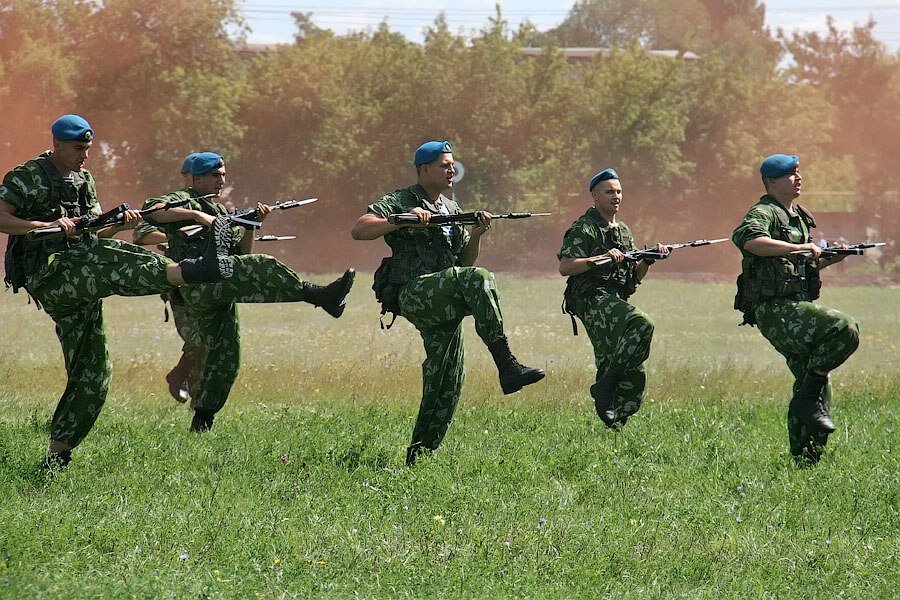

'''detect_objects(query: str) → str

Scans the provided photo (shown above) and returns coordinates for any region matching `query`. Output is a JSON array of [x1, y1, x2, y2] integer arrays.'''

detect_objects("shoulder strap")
[[795, 204, 816, 229]]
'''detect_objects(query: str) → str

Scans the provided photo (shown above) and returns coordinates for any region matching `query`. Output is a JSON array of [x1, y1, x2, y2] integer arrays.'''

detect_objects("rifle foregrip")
[[387, 214, 423, 225]]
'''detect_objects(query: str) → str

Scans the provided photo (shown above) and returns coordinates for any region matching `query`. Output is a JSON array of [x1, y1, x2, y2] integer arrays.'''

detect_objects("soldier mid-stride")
[[0, 115, 235, 468], [351, 140, 545, 466], [133, 152, 204, 404], [733, 154, 859, 463], [558, 168, 666, 428], [143, 152, 356, 433]]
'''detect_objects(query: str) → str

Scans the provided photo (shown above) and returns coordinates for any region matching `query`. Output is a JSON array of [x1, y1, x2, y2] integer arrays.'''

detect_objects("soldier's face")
[[422, 153, 455, 193], [53, 140, 92, 172], [767, 168, 802, 200], [192, 166, 226, 196], [592, 179, 622, 220]]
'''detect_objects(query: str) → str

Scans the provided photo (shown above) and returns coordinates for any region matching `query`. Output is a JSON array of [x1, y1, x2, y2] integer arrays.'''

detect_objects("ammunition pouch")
[[372, 257, 402, 328]]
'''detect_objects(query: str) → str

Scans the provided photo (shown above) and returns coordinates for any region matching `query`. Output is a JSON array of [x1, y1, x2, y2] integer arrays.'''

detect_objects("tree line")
[[1, 0, 897, 272]]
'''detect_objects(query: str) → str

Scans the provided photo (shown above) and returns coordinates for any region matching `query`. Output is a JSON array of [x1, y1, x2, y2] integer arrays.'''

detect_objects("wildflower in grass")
[[856, 525, 862, 531], [179, 553, 189, 560], [433, 515, 446, 525], [403, 505, 409, 511], [539, 517, 547, 527], [811, 539, 817, 544], [504, 541, 511, 549], [740, 492, 746, 498], [826, 539, 831, 545], [280, 454, 287, 462], [274, 558, 282, 565]]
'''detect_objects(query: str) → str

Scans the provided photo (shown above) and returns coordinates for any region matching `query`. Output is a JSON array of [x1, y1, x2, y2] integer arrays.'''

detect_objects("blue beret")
[[760, 154, 799, 178], [180, 152, 200, 174], [190, 152, 225, 175], [413, 140, 452, 166], [589, 168, 619, 191], [51, 114, 93, 142]]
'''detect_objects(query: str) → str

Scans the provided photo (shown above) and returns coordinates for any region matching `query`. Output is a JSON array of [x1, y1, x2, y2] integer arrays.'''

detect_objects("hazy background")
[[1, 0, 897, 275]]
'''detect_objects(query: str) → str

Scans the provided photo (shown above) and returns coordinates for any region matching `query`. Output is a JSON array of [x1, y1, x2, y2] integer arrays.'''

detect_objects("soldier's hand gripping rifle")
[[180, 197, 318, 238], [25, 196, 201, 241], [386, 211, 552, 226], [796, 241, 886, 259], [589, 238, 729, 268]]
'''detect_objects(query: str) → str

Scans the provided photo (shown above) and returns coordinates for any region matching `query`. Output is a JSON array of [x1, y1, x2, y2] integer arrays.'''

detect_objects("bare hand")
[[195, 212, 216, 228], [793, 242, 821, 258], [603, 248, 625, 263], [52, 216, 79, 236], [117, 209, 141, 231], [471, 211, 493, 237], [406, 207, 432, 227], [655, 242, 669, 256], [256, 202, 272, 221]]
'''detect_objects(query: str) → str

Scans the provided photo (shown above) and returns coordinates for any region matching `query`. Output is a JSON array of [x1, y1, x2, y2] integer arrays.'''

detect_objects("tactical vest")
[[4, 156, 94, 296], [372, 190, 463, 327], [734, 199, 821, 326]]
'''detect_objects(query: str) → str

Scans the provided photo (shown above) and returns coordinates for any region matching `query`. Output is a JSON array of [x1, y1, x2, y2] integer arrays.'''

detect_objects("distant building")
[[520, 47, 701, 63]]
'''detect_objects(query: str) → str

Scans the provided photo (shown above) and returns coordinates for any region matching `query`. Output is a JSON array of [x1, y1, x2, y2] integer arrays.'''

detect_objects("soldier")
[[558, 168, 666, 428], [143, 152, 356, 433], [0, 115, 235, 467], [133, 152, 204, 404], [733, 154, 859, 463], [351, 140, 545, 466]]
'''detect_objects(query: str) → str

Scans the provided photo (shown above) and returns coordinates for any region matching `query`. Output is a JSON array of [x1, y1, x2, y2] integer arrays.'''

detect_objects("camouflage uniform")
[[146, 190, 324, 417], [1, 152, 176, 448], [369, 185, 516, 455], [134, 192, 205, 398], [558, 207, 655, 422], [733, 195, 859, 458]]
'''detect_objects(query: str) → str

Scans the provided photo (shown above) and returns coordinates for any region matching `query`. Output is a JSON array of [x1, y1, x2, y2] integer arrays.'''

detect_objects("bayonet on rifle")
[[181, 197, 318, 238], [590, 238, 729, 268], [796, 241, 886, 259]]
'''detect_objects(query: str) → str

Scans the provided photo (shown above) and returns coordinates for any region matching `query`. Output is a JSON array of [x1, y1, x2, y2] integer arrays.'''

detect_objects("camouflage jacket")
[[1, 151, 102, 289], [141, 189, 243, 262], [367, 185, 468, 317], [732, 195, 821, 324], [558, 207, 638, 300]]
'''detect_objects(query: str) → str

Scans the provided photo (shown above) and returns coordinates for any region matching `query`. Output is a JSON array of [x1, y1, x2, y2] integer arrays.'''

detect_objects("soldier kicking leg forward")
[[0, 115, 234, 467], [142, 152, 355, 432], [352, 140, 544, 466]]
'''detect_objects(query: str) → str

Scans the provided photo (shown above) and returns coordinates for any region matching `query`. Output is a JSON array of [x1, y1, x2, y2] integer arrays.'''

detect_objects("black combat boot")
[[487, 335, 545, 394], [179, 216, 235, 284], [794, 371, 835, 433], [590, 369, 620, 428], [190, 409, 215, 433], [42, 450, 72, 471], [303, 269, 356, 318], [405, 443, 431, 467]]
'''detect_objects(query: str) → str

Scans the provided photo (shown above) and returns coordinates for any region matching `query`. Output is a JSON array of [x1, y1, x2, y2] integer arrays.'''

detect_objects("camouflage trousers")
[[166, 290, 206, 394], [398, 266, 505, 452], [179, 254, 316, 415], [26, 239, 175, 447], [570, 289, 655, 420], [753, 298, 859, 456]]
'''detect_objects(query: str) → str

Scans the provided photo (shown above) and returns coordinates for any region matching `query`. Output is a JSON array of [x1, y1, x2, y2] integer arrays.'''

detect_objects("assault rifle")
[[590, 238, 729, 268], [386, 211, 552, 226], [797, 241, 886, 259], [24, 196, 206, 241], [180, 197, 318, 237]]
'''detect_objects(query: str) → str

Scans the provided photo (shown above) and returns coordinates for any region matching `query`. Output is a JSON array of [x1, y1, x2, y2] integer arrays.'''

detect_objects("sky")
[[237, 0, 900, 50]]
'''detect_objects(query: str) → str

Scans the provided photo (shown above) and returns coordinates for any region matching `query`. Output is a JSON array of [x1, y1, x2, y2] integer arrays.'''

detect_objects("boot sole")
[[501, 369, 545, 395]]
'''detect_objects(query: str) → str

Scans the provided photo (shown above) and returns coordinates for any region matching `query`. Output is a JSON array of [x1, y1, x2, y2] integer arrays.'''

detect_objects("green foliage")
[[0, 1, 897, 271]]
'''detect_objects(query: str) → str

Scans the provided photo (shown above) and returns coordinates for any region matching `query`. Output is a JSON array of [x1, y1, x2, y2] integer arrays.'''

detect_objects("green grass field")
[[0, 275, 897, 597]]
